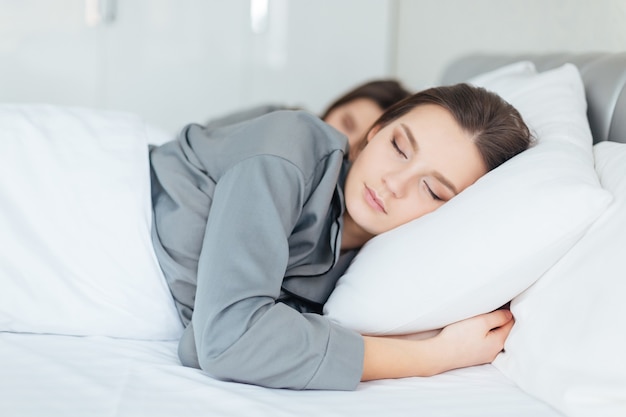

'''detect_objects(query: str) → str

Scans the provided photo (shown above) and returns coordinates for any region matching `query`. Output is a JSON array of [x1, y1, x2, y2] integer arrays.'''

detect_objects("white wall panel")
[[0, 0, 393, 134], [242, 0, 393, 115], [4, 0, 626, 133], [0, 0, 101, 107], [99, 0, 252, 133]]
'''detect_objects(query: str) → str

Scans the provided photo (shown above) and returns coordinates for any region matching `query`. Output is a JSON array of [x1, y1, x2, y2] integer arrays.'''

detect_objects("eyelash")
[[391, 138, 407, 158], [425, 182, 442, 201]]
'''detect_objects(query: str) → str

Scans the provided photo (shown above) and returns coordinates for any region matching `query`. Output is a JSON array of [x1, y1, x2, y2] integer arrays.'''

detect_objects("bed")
[[1, 52, 624, 417]]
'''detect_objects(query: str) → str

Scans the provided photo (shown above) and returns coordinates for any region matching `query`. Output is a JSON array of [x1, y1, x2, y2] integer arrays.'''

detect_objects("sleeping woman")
[[149, 83, 532, 390]]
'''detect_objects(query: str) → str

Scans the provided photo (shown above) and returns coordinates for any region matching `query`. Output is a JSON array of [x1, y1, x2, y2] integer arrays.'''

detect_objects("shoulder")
[[193, 110, 348, 177], [153, 110, 348, 191], [204, 104, 289, 129], [249, 110, 348, 153], [255, 111, 349, 183]]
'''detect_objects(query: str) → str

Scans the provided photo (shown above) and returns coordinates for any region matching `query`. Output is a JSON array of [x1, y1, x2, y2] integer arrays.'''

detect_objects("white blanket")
[[0, 332, 562, 417]]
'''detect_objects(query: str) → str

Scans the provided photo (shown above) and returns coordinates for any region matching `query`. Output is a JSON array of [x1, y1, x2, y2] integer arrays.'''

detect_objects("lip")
[[364, 184, 386, 213]]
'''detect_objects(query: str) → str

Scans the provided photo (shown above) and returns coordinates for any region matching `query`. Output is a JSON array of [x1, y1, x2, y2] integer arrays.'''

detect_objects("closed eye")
[[424, 181, 443, 201], [342, 114, 355, 133], [391, 138, 407, 158]]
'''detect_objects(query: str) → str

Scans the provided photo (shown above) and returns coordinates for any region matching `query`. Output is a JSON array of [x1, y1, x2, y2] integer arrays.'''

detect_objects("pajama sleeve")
[[188, 153, 364, 390]]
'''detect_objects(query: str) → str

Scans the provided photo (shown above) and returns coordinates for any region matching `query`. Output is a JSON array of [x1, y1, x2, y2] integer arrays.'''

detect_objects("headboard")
[[440, 52, 626, 144]]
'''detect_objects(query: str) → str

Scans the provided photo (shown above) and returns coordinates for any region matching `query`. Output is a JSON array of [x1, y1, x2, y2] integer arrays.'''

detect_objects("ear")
[[366, 124, 381, 143]]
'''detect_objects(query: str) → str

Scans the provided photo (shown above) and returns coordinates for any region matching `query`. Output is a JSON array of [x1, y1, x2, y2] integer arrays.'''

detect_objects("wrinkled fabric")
[[150, 110, 363, 390]]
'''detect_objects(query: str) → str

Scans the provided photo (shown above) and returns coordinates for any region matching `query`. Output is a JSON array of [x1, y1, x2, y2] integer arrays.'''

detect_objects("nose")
[[382, 168, 412, 198]]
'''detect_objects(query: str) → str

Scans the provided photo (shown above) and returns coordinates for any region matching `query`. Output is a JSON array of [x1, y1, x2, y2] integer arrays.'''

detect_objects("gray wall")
[[394, 0, 626, 89]]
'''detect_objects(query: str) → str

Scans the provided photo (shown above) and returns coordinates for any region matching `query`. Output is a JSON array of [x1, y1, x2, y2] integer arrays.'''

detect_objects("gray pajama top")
[[149, 110, 364, 390]]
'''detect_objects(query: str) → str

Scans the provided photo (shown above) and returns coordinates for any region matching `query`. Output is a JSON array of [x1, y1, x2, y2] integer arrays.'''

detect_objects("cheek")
[[325, 117, 341, 133], [343, 167, 365, 213], [323, 111, 344, 133], [345, 132, 359, 148], [396, 195, 441, 225]]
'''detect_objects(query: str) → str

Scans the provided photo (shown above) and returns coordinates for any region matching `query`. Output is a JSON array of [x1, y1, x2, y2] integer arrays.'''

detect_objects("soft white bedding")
[[2, 55, 625, 417], [0, 331, 562, 417]]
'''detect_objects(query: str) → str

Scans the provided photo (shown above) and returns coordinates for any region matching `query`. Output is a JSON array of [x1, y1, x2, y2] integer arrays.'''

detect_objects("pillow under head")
[[323, 62, 611, 335]]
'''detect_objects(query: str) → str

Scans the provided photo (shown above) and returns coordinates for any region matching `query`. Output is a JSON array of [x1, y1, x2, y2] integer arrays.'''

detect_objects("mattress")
[[0, 331, 562, 417]]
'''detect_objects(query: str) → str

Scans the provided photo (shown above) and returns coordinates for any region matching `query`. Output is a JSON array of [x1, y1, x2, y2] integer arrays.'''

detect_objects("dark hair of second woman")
[[320, 80, 412, 121], [362, 83, 533, 172]]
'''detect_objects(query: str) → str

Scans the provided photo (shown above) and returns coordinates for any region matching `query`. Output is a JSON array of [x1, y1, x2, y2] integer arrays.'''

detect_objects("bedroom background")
[[1, 0, 625, 135], [1, 2, 626, 416]]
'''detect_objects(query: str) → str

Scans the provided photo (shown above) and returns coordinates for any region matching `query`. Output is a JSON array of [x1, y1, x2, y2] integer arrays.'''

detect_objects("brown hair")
[[320, 79, 412, 121], [363, 83, 533, 171]]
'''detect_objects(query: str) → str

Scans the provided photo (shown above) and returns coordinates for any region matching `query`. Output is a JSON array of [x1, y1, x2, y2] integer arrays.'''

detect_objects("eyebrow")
[[400, 123, 460, 195]]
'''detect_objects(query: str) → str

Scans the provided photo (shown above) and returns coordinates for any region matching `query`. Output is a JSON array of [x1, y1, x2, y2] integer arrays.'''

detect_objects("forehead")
[[397, 104, 485, 188], [398, 104, 462, 134], [337, 98, 382, 119], [395, 104, 472, 147]]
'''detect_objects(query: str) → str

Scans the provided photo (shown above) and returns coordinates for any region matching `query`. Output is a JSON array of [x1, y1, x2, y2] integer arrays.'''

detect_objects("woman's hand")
[[361, 309, 514, 381], [430, 309, 515, 374]]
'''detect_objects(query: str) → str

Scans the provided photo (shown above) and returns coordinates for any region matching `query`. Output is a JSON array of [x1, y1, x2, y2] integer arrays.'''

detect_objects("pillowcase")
[[494, 141, 626, 417], [0, 103, 183, 340], [323, 62, 612, 335], [465, 59, 536, 85]]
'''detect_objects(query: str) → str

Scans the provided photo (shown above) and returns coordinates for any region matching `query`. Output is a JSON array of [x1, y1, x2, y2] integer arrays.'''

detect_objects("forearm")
[[361, 335, 445, 380], [361, 310, 515, 382]]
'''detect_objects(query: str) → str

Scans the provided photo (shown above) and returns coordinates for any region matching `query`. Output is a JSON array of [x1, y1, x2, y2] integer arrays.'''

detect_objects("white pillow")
[[466, 60, 537, 85], [0, 104, 183, 340], [494, 141, 626, 417], [323, 63, 612, 335]]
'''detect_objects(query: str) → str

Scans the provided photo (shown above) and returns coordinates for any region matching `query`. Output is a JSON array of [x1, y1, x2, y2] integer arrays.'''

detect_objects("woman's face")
[[344, 103, 487, 236], [323, 98, 384, 149]]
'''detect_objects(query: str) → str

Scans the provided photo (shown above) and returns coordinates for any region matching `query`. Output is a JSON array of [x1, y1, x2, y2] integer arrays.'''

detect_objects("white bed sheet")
[[0, 332, 563, 417]]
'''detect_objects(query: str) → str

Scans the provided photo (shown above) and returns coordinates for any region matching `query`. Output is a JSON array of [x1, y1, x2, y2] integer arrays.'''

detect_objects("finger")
[[489, 316, 515, 340], [482, 309, 514, 330]]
